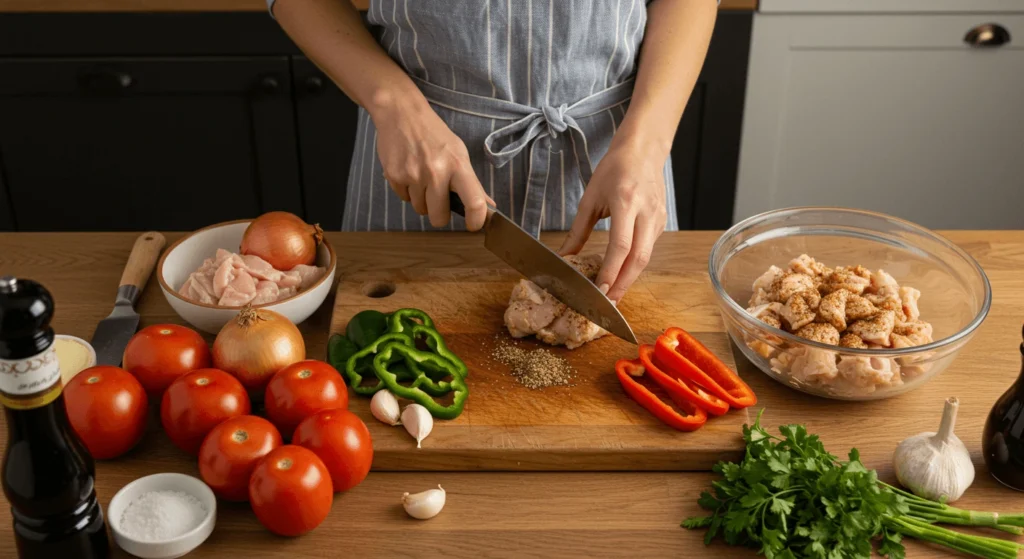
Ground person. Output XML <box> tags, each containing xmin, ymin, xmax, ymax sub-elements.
<box><xmin>271</xmin><ymin>0</ymin><xmax>717</xmax><ymax>301</ymax></box>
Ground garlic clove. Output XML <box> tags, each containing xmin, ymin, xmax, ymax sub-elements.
<box><xmin>402</xmin><ymin>404</ymin><xmax>433</xmax><ymax>449</ymax></box>
<box><xmin>371</xmin><ymin>389</ymin><xmax>402</xmax><ymax>426</ymax></box>
<box><xmin>402</xmin><ymin>485</ymin><xmax>446</xmax><ymax>519</ymax></box>
<box><xmin>893</xmin><ymin>396</ymin><xmax>975</xmax><ymax>503</ymax></box>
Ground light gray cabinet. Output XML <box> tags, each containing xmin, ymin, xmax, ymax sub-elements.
<box><xmin>734</xmin><ymin>6</ymin><xmax>1024</xmax><ymax>229</ymax></box>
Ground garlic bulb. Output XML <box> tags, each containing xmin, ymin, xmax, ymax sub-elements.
<box><xmin>371</xmin><ymin>390</ymin><xmax>402</xmax><ymax>426</ymax></box>
<box><xmin>402</xmin><ymin>485</ymin><xmax>446</xmax><ymax>519</ymax></box>
<box><xmin>893</xmin><ymin>397</ymin><xmax>975</xmax><ymax>503</ymax></box>
<box><xmin>402</xmin><ymin>404</ymin><xmax>433</xmax><ymax>448</ymax></box>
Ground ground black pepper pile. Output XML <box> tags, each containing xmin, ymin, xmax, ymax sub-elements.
<box><xmin>492</xmin><ymin>339</ymin><xmax>576</xmax><ymax>389</ymax></box>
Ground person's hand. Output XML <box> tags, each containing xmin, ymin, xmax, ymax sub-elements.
<box><xmin>559</xmin><ymin>137</ymin><xmax>668</xmax><ymax>302</ymax></box>
<box><xmin>372</xmin><ymin>95</ymin><xmax>494</xmax><ymax>231</ymax></box>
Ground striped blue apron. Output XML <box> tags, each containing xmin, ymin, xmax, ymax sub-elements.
<box><xmin>342</xmin><ymin>0</ymin><xmax>679</xmax><ymax>235</ymax></box>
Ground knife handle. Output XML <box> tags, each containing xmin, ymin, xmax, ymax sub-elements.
<box><xmin>120</xmin><ymin>232</ymin><xmax>167</xmax><ymax>290</ymax></box>
<box><xmin>449</xmin><ymin>191</ymin><xmax>466</xmax><ymax>218</ymax></box>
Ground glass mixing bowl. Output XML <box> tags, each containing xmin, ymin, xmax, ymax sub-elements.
<box><xmin>709</xmin><ymin>207</ymin><xmax>991</xmax><ymax>400</ymax></box>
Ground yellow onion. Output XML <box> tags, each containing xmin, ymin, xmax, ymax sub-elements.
<box><xmin>240</xmin><ymin>211</ymin><xmax>323</xmax><ymax>271</ymax></box>
<box><xmin>213</xmin><ymin>306</ymin><xmax>305</xmax><ymax>396</ymax></box>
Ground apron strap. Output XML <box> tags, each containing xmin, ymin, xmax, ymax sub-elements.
<box><xmin>412</xmin><ymin>77</ymin><xmax>634</xmax><ymax>233</ymax></box>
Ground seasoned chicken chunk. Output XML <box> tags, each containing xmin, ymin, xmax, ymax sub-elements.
<box><xmin>819</xmin><ymin>268</ymin><xmax>871</xmax><ymax>296</ymax></box>
<box><xmin>790</xmin><ymin>348</ymin><xmax>839</xmax><ymax>383</ymax></box>
<box><xmin>847</xmin><ymin>310</ymin><xmax>896</xmax><ymax>347</ymax></box>
<box><xmin>839</xmin><ymin>333</ymin><xmax>868</xmax><ymax>349</ymax></box>
<box><xmin>749</xmin><ymin>288</ymin><xmax>773</xmax><ymax>307</ymax></box>
<box><xmin>869</xmin><ymin>269</ymin><xmax>900</xmax><ymax>297</ymax></box>
<box><xmin>817</xmin><ymin>289</ymin><xmax>850</xmax><ymax>331</ymax></box>
<box><xmin>893</xmin><ymin>319</ymin><xmax>934</xmax><ymax>346</ymax></box>
<box><xmin>752</xmin><ymin>265</ymin><xmax>784</xmax><ymax>295</ymax></box>
<box><xmin>771</xmin><ymin>272</ymin><xmax>816</xmax><ymax>302</ymax></box>
<box><xmin>503</xmin><ymin>254</ymin><xmax>607</xmax><ymax>349</ymax></box>
<box><xmin>795</xmin><ymin>323</ymin><xmax>840</xmax><ymax>345</ymax></box>
<box><xmin>836</xmin><ymin>355</ymin><xmax>900</xmax><ymax>391</ymax></box>
<box><xmin>844</xmin><ymin>294</ymin><xmax>877</xmax><ymax>322</ymax></box>
<box><xmin>788</xmin><ymin>254</ymin><xmax>831</xmax><ymax>278</ymax></box>
<box><xmin>899</xmin><ymin>286</ymin><xmax>921</xmax><ymax>321</ymax></box>
<box><xmin>779</xmin><ymin>293</ymin><xmax>816</xmax><ymax>331</ymax></box>
<box><xmin>747</xmin><ymin>302</ymin><xmax>784</xmax><ymax>329</ymax></box>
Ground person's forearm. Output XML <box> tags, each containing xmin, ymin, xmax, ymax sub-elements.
<box><xmin>274</xmin><ymin>0</ymin><xmax>427</xmax><ymax>120</ymax></box>
<box><xmin>615</xmin><ymin>0</ymin><xmax>718</xmax><ymax>159</ymax></box>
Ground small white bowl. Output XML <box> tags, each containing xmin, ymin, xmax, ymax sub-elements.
<box><xmin>54</xmin><ymin>334</ymin><xmax>97</xmax><ymax>384</ymax></box>
<box><xmin>157</xmin><ymin>220</ymin><xmax>337</xmax><ymax>334</ymax></box>
<box><xmin>108</xmin><ymin>473</ymin><xmax>216</xmax><ymax>559</ymax></box>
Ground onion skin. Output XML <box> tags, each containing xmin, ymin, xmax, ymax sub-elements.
<box><xmin>240</xmin><ymin>211</ymin><xmax>323</xmax><ymax>271</ymax></box>
<box><xmin>213</xmin><ymin>306</ymin><xmax>306</xmax><ymax>397</ymax></box>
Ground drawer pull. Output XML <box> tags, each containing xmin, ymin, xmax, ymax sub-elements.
<box><xmin>304</xmin><ymin>75</ymin><xmax>324</xmax><ymax>94</ymax></box>
<box><xmin>78</xmin><ymin>70</ymin><xmax>133</xmax><ymax>92</ymax></box>
<box><xmin>964</xmin><ymin>23</ymin><xmax>1011</xmax><ymax>47</ymax></box>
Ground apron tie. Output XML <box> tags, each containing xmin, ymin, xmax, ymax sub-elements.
<box><xmin>411</xmin><ymin>77</ymin><xmax>634</xmax><ymax>234</ymax></box>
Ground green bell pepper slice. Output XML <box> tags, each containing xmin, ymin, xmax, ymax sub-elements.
<box><xmin>373</xmin><ymin>342</ymin><xmax>469</xmax><ymax>420</ymax></box>
<box><xmin>346</xmin><ymin>309</ymin><xmax>391</xmax><ymax>348</ymax></box>
<box><xmin>388</xmin><ymin>308</ymin><xmax>435</xmax><ymax>335</ymax></box>
<box><xmin>408</xmin><ymin>324</ymin><xmax>468</xmax><ymax>379</ymax></box>
<box><xmin>344</xmin><ymin>333</ymin><xmax>414</xmax><ymax>395</ymax></box>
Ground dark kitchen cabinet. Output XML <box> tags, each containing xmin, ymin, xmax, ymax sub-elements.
<box><xmin>0</xmin><ymin>11</ymin><xmax>750</xmax><ymax>232</ymax></box>
<box><xmin>0</xmin><ymin>57</ymin><xmax>301</xmax><ymax>232</ymax></box>
<box><xmin>673</xmin><ymin>12</ymin><xmax>752</xmax><ymax>230</ymax></box>
<box><xmin>292</xmin><ymin>58</ymin><xmax>360</xmax><ymax>232</ymax></box>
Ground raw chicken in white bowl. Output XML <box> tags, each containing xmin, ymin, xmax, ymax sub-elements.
<box><xmin>158</xmin><ymin>220</ymin><xmax>336</xmax><ymax>333</ymax></box>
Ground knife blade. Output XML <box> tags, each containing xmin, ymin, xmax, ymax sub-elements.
<box><xmin>92</xmin><ymin>232</ymin><xmax>167</xmax><ymax>366</ymax></box>
<box><xmin>450</xmin><ymin>194</ymin><xmax>637</xmax><ymax>345</ymax></box>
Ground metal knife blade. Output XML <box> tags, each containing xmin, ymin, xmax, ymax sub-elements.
<box><xmin>449</xmin><ymin>193</ymin><xmax>637</xmax><ymax>344</ymax></box>
<box><xmin>91</xmin><ymin>232</ymin><xmax>167</xmax><ymax>366</ymax></box>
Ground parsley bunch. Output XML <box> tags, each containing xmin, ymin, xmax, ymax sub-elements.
<box><xmin>683</xmin><ymin>412</ymin><xmax>1024</xmax><ymax>559</ymax></box>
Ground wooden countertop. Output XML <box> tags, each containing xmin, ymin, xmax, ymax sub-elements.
<box><xmin>0</xmin><ymin>0</ymin><xmax>757</xmax><ymax>12</ymax></box>
<box><xmin>1</xmin><ymin>230</ymin><xmax>1022</xmax><ymax>558</ymax></box>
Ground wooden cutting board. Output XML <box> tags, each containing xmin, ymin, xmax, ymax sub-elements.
<box><xmin>329</xmin><ymin>267</ymin><xmax>750</xmax><ymax>471</ymax></box>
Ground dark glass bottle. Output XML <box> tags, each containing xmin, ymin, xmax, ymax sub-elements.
<box><xmin>0</xmin><ymin>276</ymin><xmax>109</xmax><ymax>558</ymax></box>
<box><xmin>982</xmin><ymin>324</ymin><xmax>1024</xmax><ymax>491</ymax></box>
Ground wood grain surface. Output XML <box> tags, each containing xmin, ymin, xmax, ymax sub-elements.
<box><xmin>0</xmin><ymin>0</ymin><xmax>757</xmax><ymax>12</ymax></box>
<box><xmin>330</xmin><ymin>268</ymin><xmax>748</xmax><ymax>471</ymax></box>
<box><xmin>1</xmin><ymin>230</ymin><xmax>1022</xmax><ymax>558</ymax></box>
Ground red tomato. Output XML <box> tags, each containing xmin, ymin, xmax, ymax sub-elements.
<box><xmin>64</xmin><ymin>366</ymin><xmax>148</xmax><ymax>460</ymax></box>
<box><xmin>161</xmin><ymin>368</ymin><xmax>251</xmax><ymax>455</ymax></box>
<box><xmin>264</xmin><ymin>360</ymin><xmax>348</xmax><ymax>437</ymax></box>
<box><xmin>198</xmin><ymin>415</ymin><xmax>281</xmax><ymax>501</ymax></box>
<box><xmin>123</xmin><ymin>324</ymin><xmax>211</xmax><ymax>395</ymax></box>
<box><xmin>293</xmin><ymin>409</ymin><xmax>372</xmax><ymax>492</ymax></box>
<box><xmin>249</xmin><ymin>445</ymin><xmax>333</xmax><ymax>536</ymax></box>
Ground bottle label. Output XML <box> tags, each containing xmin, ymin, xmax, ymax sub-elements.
<box><xmin>0</xmin><ymin>347</ymin><xmax>62</xmax><ymax>408</ymax></box>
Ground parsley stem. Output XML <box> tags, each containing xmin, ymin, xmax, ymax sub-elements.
<box><xmin>887</xmin><ymin>517</ymin><xmax>1019</xmax><ymax>559</ymax></box>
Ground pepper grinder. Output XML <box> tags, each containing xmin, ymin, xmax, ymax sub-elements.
<box><xmin>982</xmin><ymin>324</ymin><xmax>1024</xmax><ymax>490</ymax></box>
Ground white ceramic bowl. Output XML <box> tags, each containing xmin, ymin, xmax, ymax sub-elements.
<box><xmin>158</xmin><ymin>220</ymin><xmax>337</xmax><ymax>334</ymax></box>
<box><xmin>108</xmin><ymin>473</ymin><xmax>216</xmax><ymax>559</ymax></box>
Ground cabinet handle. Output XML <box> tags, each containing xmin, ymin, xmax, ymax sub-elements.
<box><xmin>259</xmin><ymin>75</ymin><xmax>281</xmax><ymax>94</ymax></box>
<box><xmin>964</xmin><ymin>23</ymin><xmax>1011</xmax><ymax>47</ymax></box>
<box><xmin>304</xmin><ymin>75</ymin><xmax>324</xmax><ymax>94</ymax></box>
<box><xmin>78</xmin><ymin>70</ymin><xmax>133</xmax><ymax>92</ymax></box>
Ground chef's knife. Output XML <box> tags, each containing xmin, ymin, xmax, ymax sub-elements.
<box><xmin>450</xmin><ymin>194</ymin><xmax>637</xmax><ymax>345</ymax></box>
<box><xmin>91</xmin><ymin>232</ymin><xmax>167</xmax><ymax>366</ymax></box>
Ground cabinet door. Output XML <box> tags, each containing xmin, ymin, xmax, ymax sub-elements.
<box><xmin>0</xmin><ymin>57</ymin><xmax>301</xmax><ymax>232</ymax></box>
<box><xmin>734</xmin><ymin>14</ymin><xmax>1024</xmax><ymax>229</ymax></box>
<box><xmin>674</xmin><ymin>12</ymin><xmax>752</xmax><ymax>229</ymax></box>
<box><xmin>293</xmin><ymin>57</ymin><xmax>360</xmax><ymax>232</ymax></box>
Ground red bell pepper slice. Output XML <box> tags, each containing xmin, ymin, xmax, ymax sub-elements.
<box><xmin>615</xmin><ymin>358</ymin><xmax>707</xmax><ymax>432</ymax></box>
<box><xmin>655</xmin><ymin>327</ymin><xmax>757</xmax><ymax>409</ymax></box>
<box><xmin>637</xmin><ymin>344</ymin><xmax>730</xmax><ymax>416</ymax></box>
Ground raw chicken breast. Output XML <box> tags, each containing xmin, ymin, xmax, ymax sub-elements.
<box><xmin>503</xmin><ymin>254</ymin><xmax>608</xmax><ymax>349</ymax></box>
<box><xmin>899</xmin><ymin>286</ymin><xmax>921</xmax><ymax>321</ymax></box>
<box><xmin>789</xmin><ymin>348</ymin><xmax>839</xmax><ymax>383</ymax></box>
<box><xmin>847</xmin><ymin>310</ymin><xmax>896</xmax><ymax>346</ymax></box>
<box><xmin>178</xmin><ymin>248</ymin><xmax>327</xmax><ymax>307</ymax></box>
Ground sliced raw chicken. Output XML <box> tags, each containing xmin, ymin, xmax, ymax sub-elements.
<box><xmin>900</xmin><ymin>286</ymin><xmax>921</xmax><ymax>321</ymax></box>
<box><xmin>817</xmin><ymin>289</ymin><xmax>849</xmax><ymax>331</ymax></box>
<box><xmin>779</xmin><ymin>293</ymin><xmax>816</xmax><ymax>330</ymax></box>
<box><xmin>178</xmin><ymin>248</ymin><xmax>326</xmax><ymax>307</ymax></box>
<box><xmin>819</xmin><ymin>268</ymin><xmax>871</xmax><ymax>295</ymax></box>
<box><xmin>789</xmin><ymin>348</ymin><xmax>839</xmax><ymax>383</ymax></box>
<box><xmin>794</xmin><ymin>323</ymin><xmax>840</xmax><ymax>346</ymax></box>
<box><xmin>770</xmin><ymin>272</ymin><xmax>816</xmax><ymax>302</ymax></box>
<box><xmin>503</xmin><ymin>254</ymin><xmax>608</xmax><ymax>349</ymax></box>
